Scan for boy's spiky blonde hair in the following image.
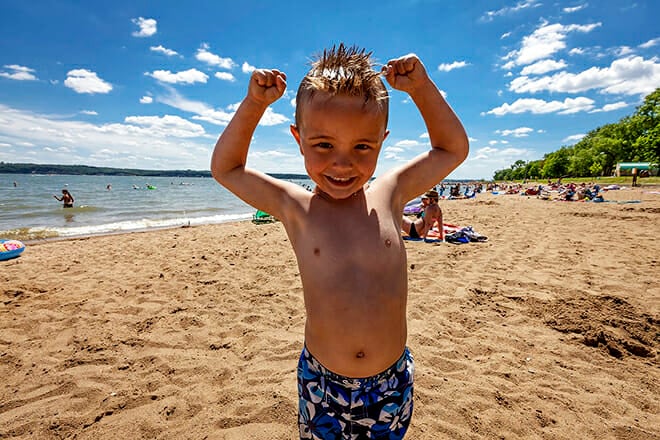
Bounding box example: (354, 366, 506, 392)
(295, 43, 389, 127)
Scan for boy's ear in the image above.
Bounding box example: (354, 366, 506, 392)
(383, 129, 390, 141)
(290, 124, 303, 154)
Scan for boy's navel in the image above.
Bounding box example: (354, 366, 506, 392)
(356, 351, 365, 358)
(313, 248, 320, 256)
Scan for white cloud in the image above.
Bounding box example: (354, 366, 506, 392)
(131, 17, 157, 37)
(503, 20, 601, 68)
(0, 104, 213, 170)
(482, 0, 541, 21)
(509, 56, 660, 96)
(600, 101, 628, 111)
(496, 127, 534, 137)
(80, 110, 98, 115)
(382, 138, 428, 161)
(501, 32, 512, 39)
(259, 107, 290, 126)
(589, 101, 628, 113)
(64, 69, 112, 94)
(437, 61, 469, 72)
(242, 62, 256, 73)
(395, 139, 424, 148)
(563, 134, 585, 142)
(563, 5, 587, 13)
(385, 146, 404, 153)
(157, 88, 233, 126)
(139, 96, 153, 104)
(520, 59, 567, 75)
(191, 111, 234, 126)
(0, 65, 37, 81)
(123, 115, 206, 137)
(640, 38, 660, 49)
(155, 87, 286, 127)
(487, 97, 595, 115)
(146, 68, 208, 85)
(196, 43, 236, 69)
(461, 145, 533, 179)
(214, 72, 236, 82)
(616, 46, 635, 57)
(150, 45, 179, 57)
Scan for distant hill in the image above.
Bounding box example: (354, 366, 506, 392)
(0, 162, 308, 180)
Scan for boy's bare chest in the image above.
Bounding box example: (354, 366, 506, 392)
(297, 208, 404, 268)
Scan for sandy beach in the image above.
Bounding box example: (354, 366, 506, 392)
(1, 187, 658, 439)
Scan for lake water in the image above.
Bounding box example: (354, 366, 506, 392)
(0, 173, 471, 241)
(0, 173, 313, 240)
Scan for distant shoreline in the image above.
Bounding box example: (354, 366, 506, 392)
(0, 162, 309, 180)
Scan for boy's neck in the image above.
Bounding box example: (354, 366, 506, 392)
(314, 185, 367, 202)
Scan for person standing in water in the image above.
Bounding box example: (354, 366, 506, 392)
(53, 189, 74, 208)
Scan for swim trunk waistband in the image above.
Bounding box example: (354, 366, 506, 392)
(301, 345, 410, 389)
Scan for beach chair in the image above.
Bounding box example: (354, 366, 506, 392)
(252, 209, 275, 224)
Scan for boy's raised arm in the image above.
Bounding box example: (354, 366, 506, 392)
(210, 69, 292, 217)
(382, 55, 469, 203)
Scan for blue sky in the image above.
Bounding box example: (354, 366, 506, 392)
(1, 1, 658, 180)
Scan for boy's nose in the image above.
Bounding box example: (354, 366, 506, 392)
(332, 151, 353, 168)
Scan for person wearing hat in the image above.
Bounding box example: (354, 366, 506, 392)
(402, 189, 443, 240)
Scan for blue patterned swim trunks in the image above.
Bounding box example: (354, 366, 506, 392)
(297, 346, 414, 439)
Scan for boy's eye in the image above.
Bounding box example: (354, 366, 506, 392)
(315, 142, 333, 149)
(355, 144, 371, 151)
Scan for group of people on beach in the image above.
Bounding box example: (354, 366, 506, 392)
(486, 181, 607, 202)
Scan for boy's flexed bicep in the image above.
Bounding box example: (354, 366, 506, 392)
(382, 55, 469, 203)
(211, 69, 297, 219)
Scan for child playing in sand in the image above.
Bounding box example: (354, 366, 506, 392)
(211, 44, 467, 439)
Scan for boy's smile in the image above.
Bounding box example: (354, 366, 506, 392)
(291, 93, 389, 200)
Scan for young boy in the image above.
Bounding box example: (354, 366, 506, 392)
(211, 44, 467, 439)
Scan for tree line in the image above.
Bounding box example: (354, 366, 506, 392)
(493, 88, 659, 181)
(0, 162, 308, 180)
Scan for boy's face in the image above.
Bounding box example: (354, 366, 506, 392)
(290, 92, 389, 200)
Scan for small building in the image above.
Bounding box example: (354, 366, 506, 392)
(615, 162, 658, 177)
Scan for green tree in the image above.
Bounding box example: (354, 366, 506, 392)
(541, 148, 570, 178)
(630, 88, 660, 163)
(492, 87, 660, 179)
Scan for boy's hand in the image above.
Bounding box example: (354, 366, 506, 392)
(382, 54, 429, 95)
(248, 69, 287, 106)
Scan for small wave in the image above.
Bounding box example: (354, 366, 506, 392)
(63, 205, 103, 213)
(0, 212, 253, 241)
(0, 227, 58, 241)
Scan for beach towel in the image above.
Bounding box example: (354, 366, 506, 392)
(402, 223, 487, 244)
